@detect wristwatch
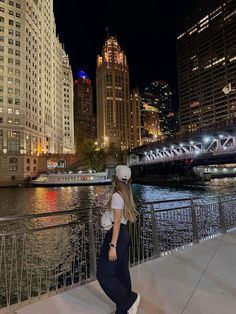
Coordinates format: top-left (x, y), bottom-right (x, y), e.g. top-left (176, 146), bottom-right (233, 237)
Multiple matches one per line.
top-left (109, 243), bottom-right (117, 248)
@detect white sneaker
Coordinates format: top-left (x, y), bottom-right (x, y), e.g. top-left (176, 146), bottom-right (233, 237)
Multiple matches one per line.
top-left (128, 293), bottom-right (140, 314)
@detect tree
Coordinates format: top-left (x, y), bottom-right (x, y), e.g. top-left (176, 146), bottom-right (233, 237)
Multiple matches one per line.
top-left (79, 140), bottom-right (107, 171)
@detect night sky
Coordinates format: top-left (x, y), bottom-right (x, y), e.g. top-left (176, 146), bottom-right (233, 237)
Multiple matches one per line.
top-left (54, 0), bottom-right (190, 110)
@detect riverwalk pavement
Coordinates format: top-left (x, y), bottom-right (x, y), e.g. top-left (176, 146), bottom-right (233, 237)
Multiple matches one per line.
top-left (3, 230), bottom-right (236, 314)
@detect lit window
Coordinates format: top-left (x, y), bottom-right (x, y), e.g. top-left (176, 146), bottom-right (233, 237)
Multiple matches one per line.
top-left (0, 7), bottom-right (4, 12)
top-left (8, 108), bottom-right (13, 114)
top-left (8, 78), bottom-right (13, 84)
top-left (8, 68), bottom-right (13, 74)
top-left (15, 109), bottom-right (19, 115)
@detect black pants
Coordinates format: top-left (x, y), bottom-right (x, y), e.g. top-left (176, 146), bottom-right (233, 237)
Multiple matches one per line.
top-left (96, 224), bottom-right (137, 314)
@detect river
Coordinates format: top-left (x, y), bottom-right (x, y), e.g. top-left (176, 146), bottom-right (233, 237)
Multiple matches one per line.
top-left (1, 177), bottom-right (236, 219)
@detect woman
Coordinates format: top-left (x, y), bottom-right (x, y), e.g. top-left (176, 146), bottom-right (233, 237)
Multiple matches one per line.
top-left (97, 165), bottom-right (140, 314)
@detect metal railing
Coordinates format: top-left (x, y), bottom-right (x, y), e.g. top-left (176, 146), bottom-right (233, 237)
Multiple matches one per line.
top-left (0, 194), bottom-right (236, 309)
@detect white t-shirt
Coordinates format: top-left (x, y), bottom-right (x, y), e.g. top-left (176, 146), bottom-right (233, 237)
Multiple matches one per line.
top-left (110, 192), bottom-right (127, 225)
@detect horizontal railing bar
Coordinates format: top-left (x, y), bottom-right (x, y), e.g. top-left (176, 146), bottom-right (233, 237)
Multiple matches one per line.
top-left (142, 198), bottom-right (192, 205)
top-left (143, 205), bottom-right (192, 214)
top-left (0, 207), bottom-right (99, 222)
top-left (0, 221), bottom-right (85, 237)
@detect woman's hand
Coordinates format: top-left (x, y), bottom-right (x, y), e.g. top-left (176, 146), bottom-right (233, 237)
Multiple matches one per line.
top-left (109, 247), bottom-right (117, 262)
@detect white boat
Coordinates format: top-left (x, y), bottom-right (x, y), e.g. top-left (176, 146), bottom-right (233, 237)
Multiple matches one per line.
top-left (31, 172), bottom-right (112, 186)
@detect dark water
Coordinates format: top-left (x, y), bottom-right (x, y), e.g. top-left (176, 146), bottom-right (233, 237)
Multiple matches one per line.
top-left (0, 178), bottom-right (236, 307)
top-left (0, 178), bottom-right (236, 218)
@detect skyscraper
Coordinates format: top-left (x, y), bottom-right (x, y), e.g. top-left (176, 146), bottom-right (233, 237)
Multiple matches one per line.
top-left (74, 70), bottom-right (96, 152)
top-left (96, 36), bottom-right (130, 150)
top-left (0, 0), bottom-right (74, 181)
top-left (130, 88), bottom-right (142, 149)
top-left (142, 81), bottom-right (175, 139)
top-left (177, 0), bottom-right (236, 134)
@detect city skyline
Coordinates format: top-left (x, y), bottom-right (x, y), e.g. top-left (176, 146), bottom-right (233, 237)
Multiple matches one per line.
top-left (54, 0), bottom-right (190, 110)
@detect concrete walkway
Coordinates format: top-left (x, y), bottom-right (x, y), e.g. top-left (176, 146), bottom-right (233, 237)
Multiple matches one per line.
top-left (3, 230), bottom-right (236, 314)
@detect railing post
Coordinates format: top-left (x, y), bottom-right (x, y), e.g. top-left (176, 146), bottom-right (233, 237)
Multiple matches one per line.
top-left (218, 196), bottom-right (227, 234)
top-left (150, 203), bottom-right (160, 258)
top-left (88, 207), bottom-right (96, 280)
top-left (190, 198), bottom-right (199, 244)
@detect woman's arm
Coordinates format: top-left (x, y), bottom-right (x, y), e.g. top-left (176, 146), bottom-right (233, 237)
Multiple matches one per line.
top-left (108, 208), bottom-right (122, 262)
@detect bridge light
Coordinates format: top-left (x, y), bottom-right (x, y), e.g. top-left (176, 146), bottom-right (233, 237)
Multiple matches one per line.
top-left (144, 151), bottom-right (147, 155)
top-left (171, 145), bottom-right (174, 149)
top-left (156, 149), bottom-right (159, 152)
top-left (150, 150), bottom-right (153, 154)
top-left (194, 150), bottom-right (200, 155)
top-left (163, 147), bottom-right (166, 151)
top-left (190, 141), bottom-right (194, 145)
top-left (219, 134), bottom-right (224, 139)
top-left (180, 143), bottom-right (183, 147)
top-left (203, 136), bottom-right (211, 143)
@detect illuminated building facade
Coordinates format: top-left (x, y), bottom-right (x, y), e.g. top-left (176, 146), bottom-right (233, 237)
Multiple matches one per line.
top-left (177, 0), bottom-right (236, 134)
top-left (0, 0), bottom-right (74, 181)
top-left (96, 37), bottom-right (130, 150)
top-left (142, 81), bottom-right (175, 141)
top-left (74, 71), bottom-right (96, 152)
top-left (130, 88), bottom-right (142, 149)
top-left (141, 101), bottom-right (161, 144)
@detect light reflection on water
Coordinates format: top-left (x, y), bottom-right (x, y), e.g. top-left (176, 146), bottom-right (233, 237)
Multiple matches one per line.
top-left (0, 178), bottom-right (236, 230)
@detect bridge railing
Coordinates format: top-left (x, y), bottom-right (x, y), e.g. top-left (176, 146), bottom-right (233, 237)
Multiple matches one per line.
top-left (0, 194), bottom-right (236, 309)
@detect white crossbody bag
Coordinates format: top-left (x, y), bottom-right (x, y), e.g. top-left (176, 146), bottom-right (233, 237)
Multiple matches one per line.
top-left (101, 210), bottom-right (113, 231)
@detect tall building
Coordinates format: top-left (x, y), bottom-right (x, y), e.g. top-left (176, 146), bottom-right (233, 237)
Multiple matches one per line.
top-left (142, 81), bottom-right (175, 139)
top-left (0, 0), bottom-right (74, 181)
top-left (63, 54), bottom-right (74, 153)
top-left (141, 101), bottom-right (161, 144)
top-left (177, 0), bottom-right (236, 134)
top-left (130, 88), bottom-right (142, 149)
top-left (74, 70), bottom-right (96, 152)
top-left (96, 36), bottom-right (130, 150)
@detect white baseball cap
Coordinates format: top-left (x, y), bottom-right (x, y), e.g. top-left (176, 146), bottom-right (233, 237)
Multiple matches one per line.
top-left (115, 165), bottom-right (131, 183)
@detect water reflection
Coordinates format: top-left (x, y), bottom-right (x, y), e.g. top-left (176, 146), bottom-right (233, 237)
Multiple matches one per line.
top-left (0, 178), bottom-right (236, 231)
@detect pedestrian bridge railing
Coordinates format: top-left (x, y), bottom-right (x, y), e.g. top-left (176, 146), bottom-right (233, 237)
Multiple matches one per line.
top-left (0, 194), bottom-right (236, 309)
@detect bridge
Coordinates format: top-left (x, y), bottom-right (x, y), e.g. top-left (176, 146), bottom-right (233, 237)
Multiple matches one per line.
top-left (128, 129), bottom-right (236, 185)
